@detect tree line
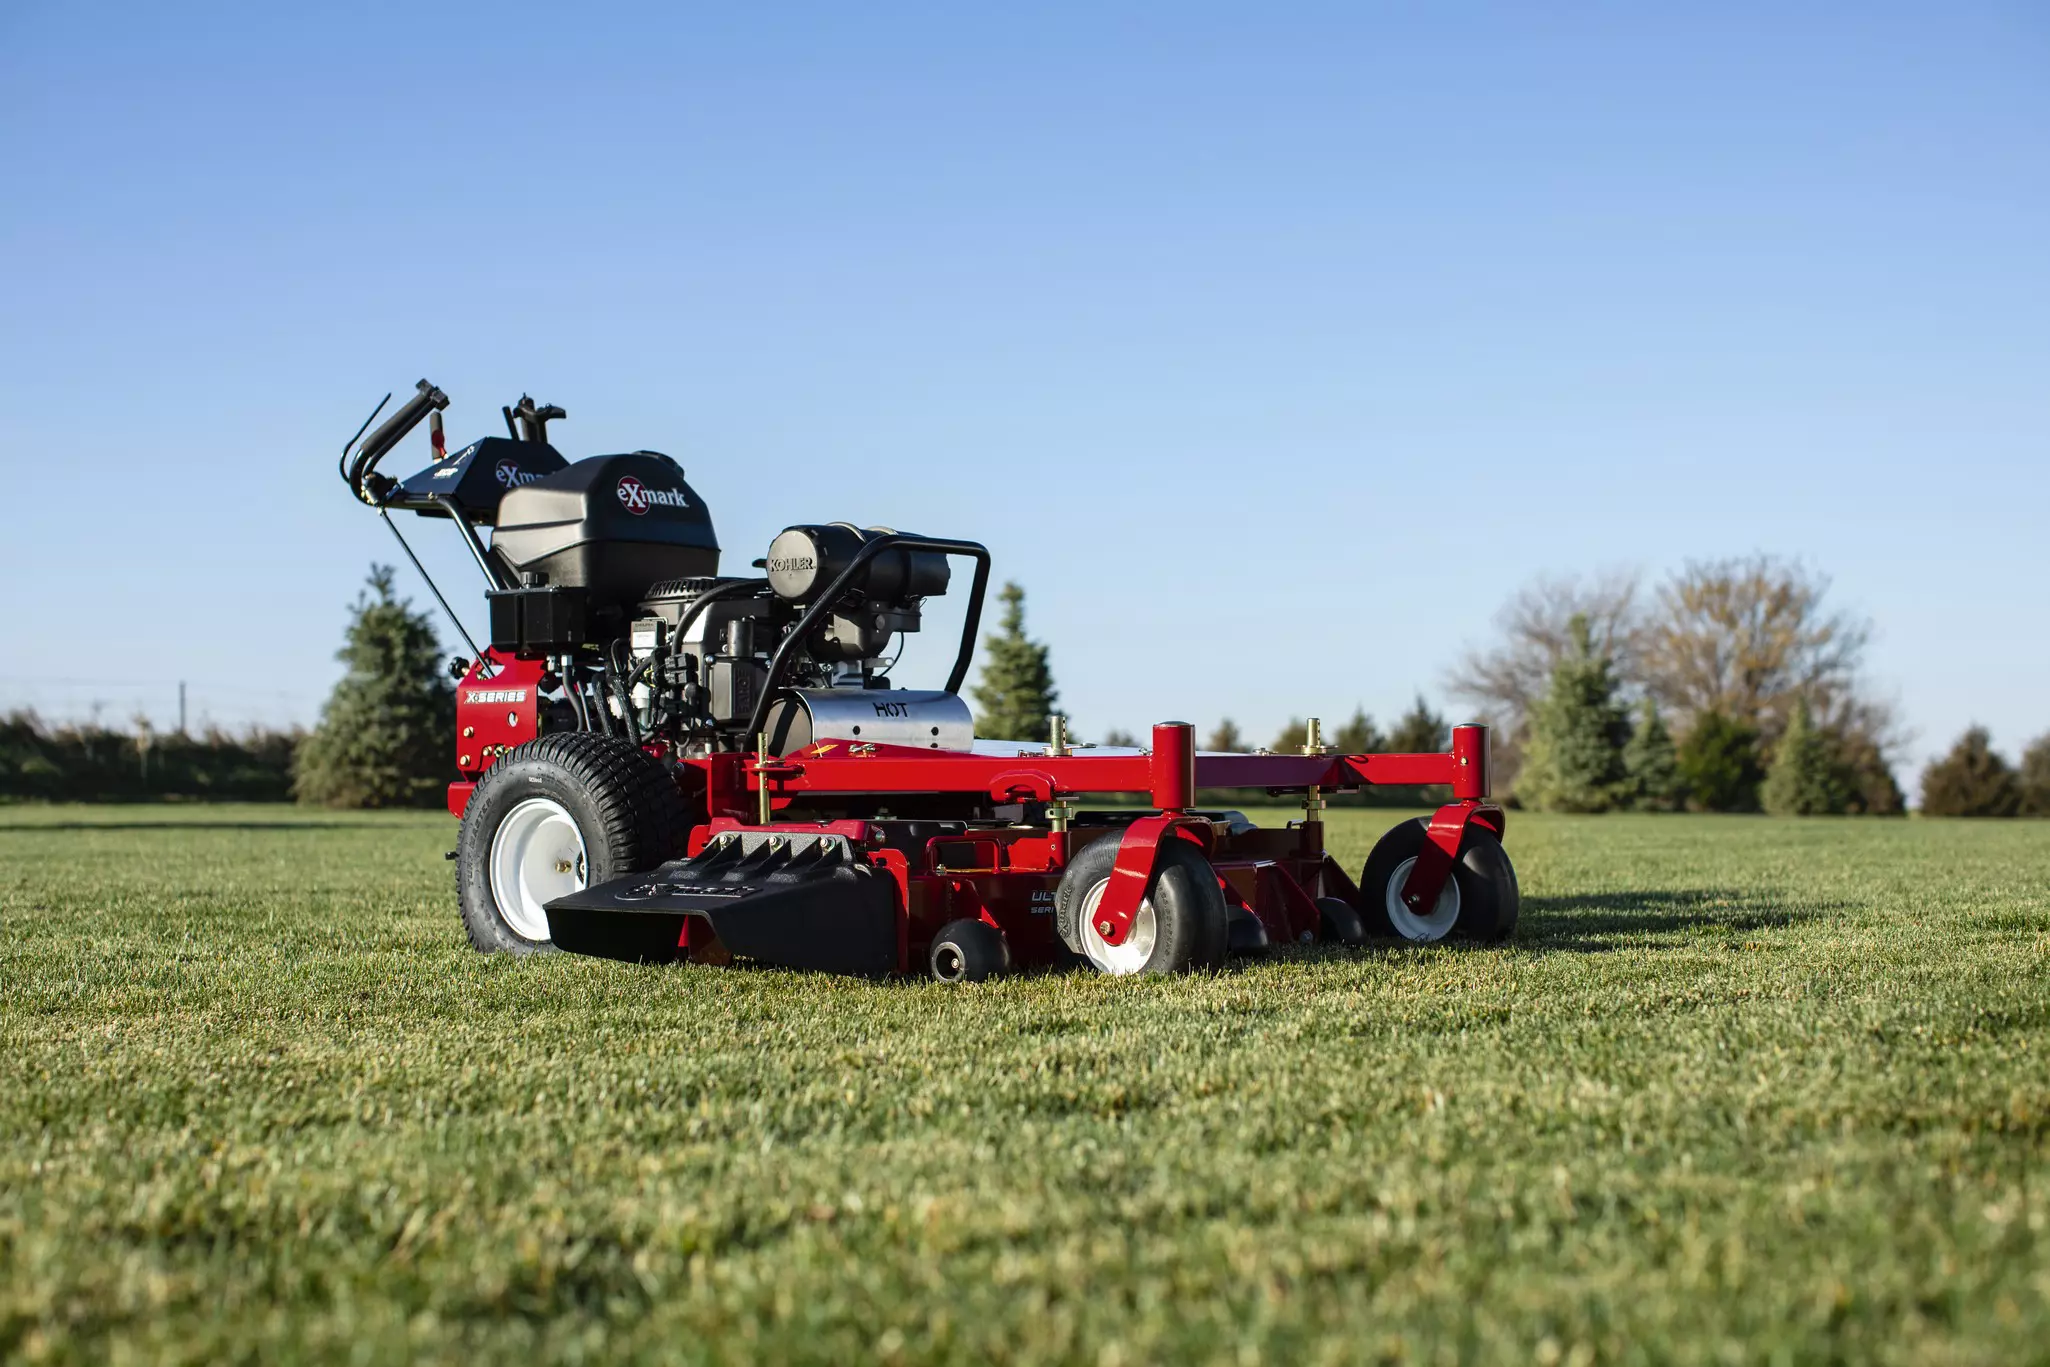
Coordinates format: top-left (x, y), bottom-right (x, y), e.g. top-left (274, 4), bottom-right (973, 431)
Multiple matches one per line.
top-left (0, 567), bottom-right (455, 807)
top-left (13, 565), bottom-right (2042, 816)
top-left (971, 563), bottom-right (2049, 817)
top-left (1451, 556), bottom-right (2048, 816)
top-left (0, 713), bottom-right (299, 801)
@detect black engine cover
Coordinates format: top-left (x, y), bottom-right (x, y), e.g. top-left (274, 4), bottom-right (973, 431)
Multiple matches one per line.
top-left (491, 452), bottom-right (720, 608)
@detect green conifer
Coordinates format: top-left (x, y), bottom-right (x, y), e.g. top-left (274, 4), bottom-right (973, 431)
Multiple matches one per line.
top-left (969, 581), bottom-right (1060, 742)
top-left (1761, 697), bottom-right (1848, 815)
top-left (1330, 707), bottom-right (1384, 755)
top-left (1623, 698), bottom-right (1683, 811)
top-left (1515, 616), bottom-right (1631, 812)
top-left (295, 566), bottom-right (455, 808)
top-left (2020, 733), bottom-right (2050, 818)
top-left (1919, 727), bottom-right (2021, 817)
top-left (1676, 711), bottom-right (1764, 812)
top-left (1833, 729), bottom-right (1906, 815)
top-left (1386, 695), bottom-right (1449, 754)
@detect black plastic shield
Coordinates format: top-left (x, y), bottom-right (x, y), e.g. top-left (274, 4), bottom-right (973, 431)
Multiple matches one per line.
top-left (544, 833), bottom-right (900, 977)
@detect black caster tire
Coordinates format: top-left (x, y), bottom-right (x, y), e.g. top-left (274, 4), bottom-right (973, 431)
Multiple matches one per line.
top-left (929, 918), bottom-right (1011, 983)
top-left (456, 733), bottom-right (688, 955)
top-left (1316, 896), bottom-right (1367, 946)
top-left (1054, 833), bottom-right (1229, 975)
top-left (1227, 906), bottom-right (1271, 955)
top-left (1358, 818), bottom-right (1519, 945)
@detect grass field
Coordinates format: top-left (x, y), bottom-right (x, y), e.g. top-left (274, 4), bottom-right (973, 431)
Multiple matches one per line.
top-left (2, 805), bottom-right (2046, 1365)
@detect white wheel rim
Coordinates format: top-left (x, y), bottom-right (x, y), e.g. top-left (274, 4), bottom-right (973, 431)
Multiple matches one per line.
top-left (1384, 855), bottom-right (1460, 942)
top-left (488, 797), bottom-right (587, 942)
top-left (1077, 878), bottom-right (1158, 975)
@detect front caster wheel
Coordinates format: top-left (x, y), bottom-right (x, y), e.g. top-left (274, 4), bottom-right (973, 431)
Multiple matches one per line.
top-left (1358, 818), bottom-right (1519, 944)
top-left (1054, 835), bottom-right (1228, 976)
top-left (929, 919), bottom-right (1011, 983)
top-left (1315, 896), bottom-right (1367, 946)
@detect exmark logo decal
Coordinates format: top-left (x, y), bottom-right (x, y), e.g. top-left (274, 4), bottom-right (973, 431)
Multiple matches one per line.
top-left (495, 460), bottom-right (545, 488)
top-left (466, 689), bottom-right (527, 704)
top-left (616, 476), bottom-right (690, 515)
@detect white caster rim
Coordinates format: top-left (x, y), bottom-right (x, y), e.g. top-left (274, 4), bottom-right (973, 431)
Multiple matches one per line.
top-left (1077, 878), bottom-right (1158, 975)
top-left (1384, 855), bottom-right (1461, 942)
top-left (488, 797), bottom-right (588, 941)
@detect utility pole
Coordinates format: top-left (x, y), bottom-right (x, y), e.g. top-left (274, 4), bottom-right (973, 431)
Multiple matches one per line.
top-left (178, 681), bottom-right (187, 735)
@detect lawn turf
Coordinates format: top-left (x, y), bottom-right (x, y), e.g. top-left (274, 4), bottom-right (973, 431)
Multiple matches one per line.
top-left (1, 805), bottom-right (2047, 1365)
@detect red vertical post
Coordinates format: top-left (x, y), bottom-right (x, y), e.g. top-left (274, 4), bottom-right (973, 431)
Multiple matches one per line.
top-left (1451, 724), bottom-right (1489, 800)
top-left (1150, 721), bottom-right (1195, 811)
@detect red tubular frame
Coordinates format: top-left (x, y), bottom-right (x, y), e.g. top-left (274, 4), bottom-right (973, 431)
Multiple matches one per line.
top-left (445, 695), bottom-right (1504, 971)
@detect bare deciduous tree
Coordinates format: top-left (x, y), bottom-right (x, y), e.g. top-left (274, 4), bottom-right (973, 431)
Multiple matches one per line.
top-left (1444, 568), bottom-right (1644, 739)
top-left (1638, 556), bottom-right (1870, 742)
top-left (1450, 557), bottom-right (1907, 805)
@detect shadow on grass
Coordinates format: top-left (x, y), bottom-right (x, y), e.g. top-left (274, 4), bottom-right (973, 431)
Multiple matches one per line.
top-left (1517, 888), bottom-right (1836, 951)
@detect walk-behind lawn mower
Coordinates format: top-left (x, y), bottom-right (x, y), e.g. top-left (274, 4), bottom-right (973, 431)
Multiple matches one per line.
top-left (339, 380), bottom-right (1518, 980)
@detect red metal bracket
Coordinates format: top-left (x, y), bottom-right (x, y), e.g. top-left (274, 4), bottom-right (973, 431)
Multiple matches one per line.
top-left (1088, 814), bottom-right (1211, 946)
top-left (986, 769), bottom-right (1058, 804)
top-left (1397, 801), bottom-right (1506, 914)
top-left (454, 651), bottom-right (545, 777)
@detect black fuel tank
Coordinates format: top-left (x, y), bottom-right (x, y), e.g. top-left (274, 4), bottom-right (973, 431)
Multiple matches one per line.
top-left (491, 452), bottom-right (720, 606)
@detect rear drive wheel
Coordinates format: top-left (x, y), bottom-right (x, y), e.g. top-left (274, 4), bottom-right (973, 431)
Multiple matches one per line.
top-left (1358, 817), bottom-right (1518, 944)
top-left (1054, 834), bottom-right (1228, 976)
top-left (457, 732), bottom-right (688, 954)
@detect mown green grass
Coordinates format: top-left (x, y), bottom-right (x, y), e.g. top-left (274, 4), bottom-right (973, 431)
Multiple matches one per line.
top-left (2, 805), bottom-right (2046, 1365)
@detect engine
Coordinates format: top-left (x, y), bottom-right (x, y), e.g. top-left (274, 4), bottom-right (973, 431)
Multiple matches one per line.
top-left (479, 456), bottom-right (973, 756)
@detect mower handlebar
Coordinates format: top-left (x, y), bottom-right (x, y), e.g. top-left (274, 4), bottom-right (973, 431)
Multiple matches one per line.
top-left (343, 379), bottom-right (450, 504)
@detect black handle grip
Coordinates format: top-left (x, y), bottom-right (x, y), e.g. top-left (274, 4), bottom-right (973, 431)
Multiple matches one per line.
top-left (348, 379), bottom-right (449, 501)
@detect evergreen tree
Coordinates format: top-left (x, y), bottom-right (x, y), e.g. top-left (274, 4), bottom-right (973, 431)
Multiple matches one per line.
top-left (1761, 697), bottom-right (1848, 815)
top-left (1676, 710), bottom-right (1764, 812)
top-left (1622, 698), bottom-right (1683, 811)
top-left (1206, 719), bottom-right (1244, 752)
top-left (969, 581), bottom-right (1060, 742)
top-left (1514, 615), bottom-right (1631, 812)
top-left (1330, 707), bottom-right (1384, 755)
top-left (1099, 728), bottom-right (1139, 749)
top-left (1386, 695), bottom-right (1449, 753)
top-left (295, 566), bottom-right (456, 808)
top-left (2020, 733), bottom-right (2050, 818)
top-left (1919, 726), bottom-right (2021, 817)
top-left (1832, 728), bottom-right (1906, 815)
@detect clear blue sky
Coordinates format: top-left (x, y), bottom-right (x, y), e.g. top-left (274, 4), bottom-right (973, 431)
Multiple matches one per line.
top-left (2, 2), bottom-right (2044, 783)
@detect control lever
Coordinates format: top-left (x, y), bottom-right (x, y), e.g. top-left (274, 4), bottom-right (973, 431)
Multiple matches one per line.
top-left (509, 394), bottom-right (566, 444)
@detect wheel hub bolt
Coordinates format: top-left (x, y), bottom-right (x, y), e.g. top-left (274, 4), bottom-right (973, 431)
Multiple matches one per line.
top-left (556, 860), bottom-right (574, 873)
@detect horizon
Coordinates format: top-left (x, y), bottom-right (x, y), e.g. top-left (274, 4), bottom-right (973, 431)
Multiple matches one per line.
top-left (2, 2), bottom-right (2045, 785)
